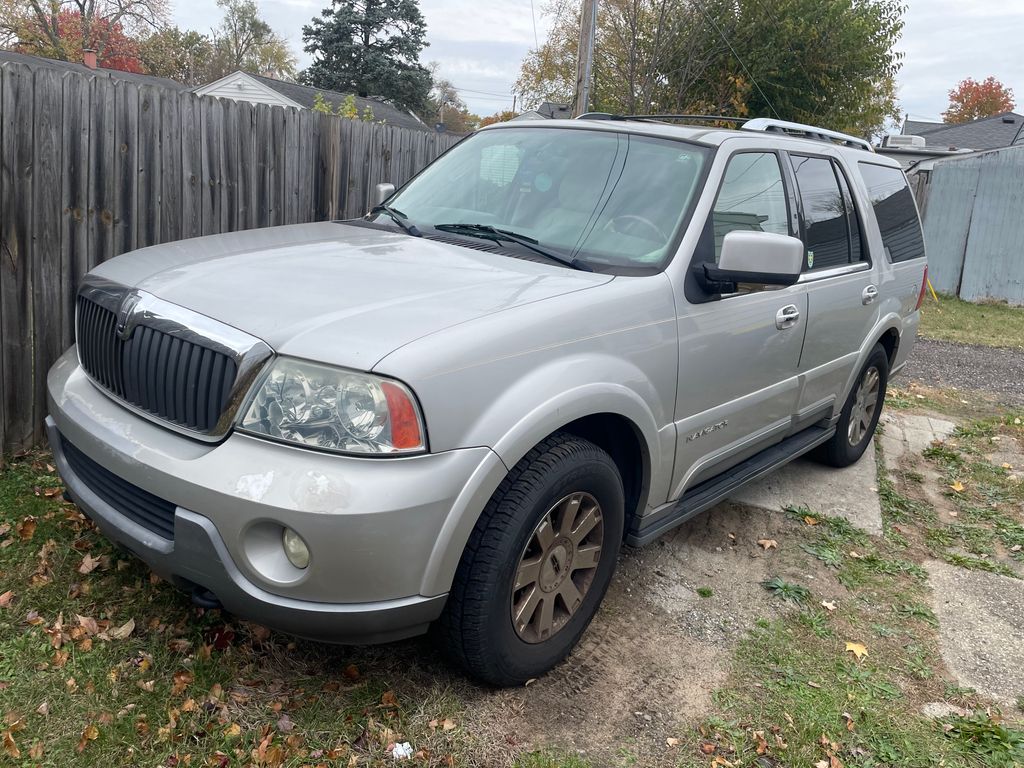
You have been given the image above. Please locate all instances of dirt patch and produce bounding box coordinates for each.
[462,502,839,766]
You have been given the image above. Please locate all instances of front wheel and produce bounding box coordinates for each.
[439,433,624,686]
[815,344,889,468]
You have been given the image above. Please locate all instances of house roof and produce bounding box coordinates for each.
[901,111,1024,150]
[902,118,944,136]
[240,72,429,132]
[0,49,188,90]
[537,101,572,119]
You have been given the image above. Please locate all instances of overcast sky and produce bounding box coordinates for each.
[173,0,1024,125]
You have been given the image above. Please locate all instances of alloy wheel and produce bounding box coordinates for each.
[511,492,605,643]
[848,365,881,446]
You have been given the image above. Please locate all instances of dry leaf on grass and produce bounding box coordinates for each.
[76,724,99,753]
[0,591,13,608]
[845,641,868,660]
[2,731,18,758]
[949,481,965,493]
[107,618,135,640]
[821,600,838,612]
[803,515,819,526]
[78,554,101,575]
[757,539,778,550]
[665,737,680,747]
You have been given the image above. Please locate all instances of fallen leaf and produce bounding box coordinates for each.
[949,481,965,493]
[108,618,135,640]
[821,600,838,612]
[665,737,680,747]
[2,731,18,758]
[76,723,99,753]
[0,591,13,608]
[842,712,855,732]
[815,761,829,768]
[76,614,99,636]
[804,515,819,526]
[28,740,43,759]
[441,718,456,731]
[845,641,868,660]
[342,664,360,681]
[757,539,778,550]
[807,681,822,688]
[848,550,864,559]
[137,680,155,692]
[171,670,193,695]
[35,702,49,717]
[1002,462,1013,470]
[380,691,399,708]
[277,713,294,733]
[16,517,37,541]
[699,741,716,755]
[224,723,242,738]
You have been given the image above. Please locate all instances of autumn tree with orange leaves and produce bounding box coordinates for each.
[942,77,1015,124]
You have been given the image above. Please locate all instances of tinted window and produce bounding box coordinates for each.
[711,152,789,262]
[858,163,926,263]
[792,155,850,270]
[834,165,866,263]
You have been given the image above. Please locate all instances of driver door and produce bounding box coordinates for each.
[670,150,808,497]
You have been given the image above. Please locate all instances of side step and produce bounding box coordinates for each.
[627,424,835,546]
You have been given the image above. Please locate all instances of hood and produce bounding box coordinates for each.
[90,222,613,370]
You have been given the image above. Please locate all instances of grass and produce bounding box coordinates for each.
[0,453,473,767]
[918,292,1024,349]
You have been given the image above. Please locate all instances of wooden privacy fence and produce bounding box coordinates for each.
[0,60,461,454]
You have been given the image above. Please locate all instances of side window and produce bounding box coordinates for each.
[857,162,926,263]
[834,164,866,263]
[792,155,851,270]
[712,152,790,262]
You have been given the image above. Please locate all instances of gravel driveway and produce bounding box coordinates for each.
[901,338,1024,406]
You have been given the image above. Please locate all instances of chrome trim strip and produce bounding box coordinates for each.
[77,276,274,442]
[797,262,871,284]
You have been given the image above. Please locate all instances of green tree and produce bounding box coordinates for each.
[517,0,905,136]
[139,26,216,85]
[300,0,433,114]
[210,0,296,79]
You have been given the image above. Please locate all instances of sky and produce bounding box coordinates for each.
[173,0,1024,124]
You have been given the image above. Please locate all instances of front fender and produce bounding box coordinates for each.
[417,356,675,597]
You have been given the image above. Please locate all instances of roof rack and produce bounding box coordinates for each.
[576,112,874,152]
[577,112,750,125]
[741,118,874,152]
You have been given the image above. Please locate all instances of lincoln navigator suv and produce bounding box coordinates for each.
[48,115,928,686]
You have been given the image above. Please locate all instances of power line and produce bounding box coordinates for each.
[693,1,780,120]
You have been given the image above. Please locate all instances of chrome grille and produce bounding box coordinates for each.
[75,278,273,439]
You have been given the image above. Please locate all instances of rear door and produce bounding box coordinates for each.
[789,153,880,416]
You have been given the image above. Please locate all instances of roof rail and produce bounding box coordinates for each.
[742,118,874,152]
[577,112,750,125]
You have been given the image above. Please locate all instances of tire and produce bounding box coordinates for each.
[815,344,889,468]
[439,432,625,686]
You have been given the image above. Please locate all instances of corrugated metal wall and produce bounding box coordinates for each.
[921,145,1024,304]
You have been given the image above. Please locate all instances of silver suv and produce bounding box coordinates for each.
[48,116,928,685]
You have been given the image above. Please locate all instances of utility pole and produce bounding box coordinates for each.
[572,0,598,117]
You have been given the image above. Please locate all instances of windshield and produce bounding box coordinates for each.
[383,127,709,270]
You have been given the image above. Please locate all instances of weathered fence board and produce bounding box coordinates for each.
[0,62,461,454]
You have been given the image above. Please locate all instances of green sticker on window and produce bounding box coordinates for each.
[807,250,814,269]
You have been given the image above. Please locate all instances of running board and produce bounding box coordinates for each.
[627,424,835,546]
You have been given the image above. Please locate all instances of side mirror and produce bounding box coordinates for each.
[698,231,804,292]
[374,183,395,206]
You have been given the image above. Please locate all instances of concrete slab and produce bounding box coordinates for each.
[879,412,957,462]
[731,448,883,535]
[926,559,1024,707]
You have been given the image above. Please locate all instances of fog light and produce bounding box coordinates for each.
[282,528,310,569]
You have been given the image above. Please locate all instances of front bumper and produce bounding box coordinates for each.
[47,348,507,643]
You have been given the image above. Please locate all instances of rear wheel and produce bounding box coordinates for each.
[439,433,624,686]
[816,344,889,468]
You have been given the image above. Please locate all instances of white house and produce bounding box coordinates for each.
[194,71,431,132]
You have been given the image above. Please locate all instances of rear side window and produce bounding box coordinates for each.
[792,155,855,270]
[858,163,926,263]
[711,152,790,262]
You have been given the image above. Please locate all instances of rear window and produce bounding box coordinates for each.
[857,163,926,263]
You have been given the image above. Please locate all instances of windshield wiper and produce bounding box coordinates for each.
[369,204,422,237]
[433,223,591,271]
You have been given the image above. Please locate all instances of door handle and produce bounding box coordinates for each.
[862,285,879,305]
[775,304,800,330]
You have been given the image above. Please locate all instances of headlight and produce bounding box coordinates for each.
[238,358,426,455]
